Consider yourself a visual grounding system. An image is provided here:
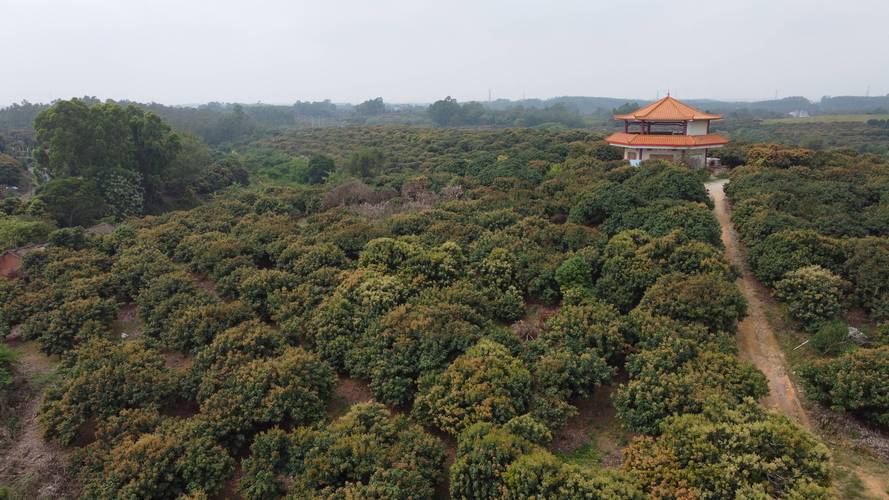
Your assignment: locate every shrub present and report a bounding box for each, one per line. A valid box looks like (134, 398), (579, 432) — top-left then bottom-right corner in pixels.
(842, 237), (889, 316)
(449, 423), (536, 499)
(554, 245), (600, 292)
(748, 229), (844, 285)
(109, 244), (175, 299)
(239, 403), (445, 499)
(79, 410), (233, 499)
(40, 339), (176, 445)
(732, 199), (811, 245)
(623, 398), (831, 498)
(184, 320), (287, 395)
(663, 239), (734, 279)
(235, 268), (299, 318)
(23, 246), (111, 282)
(567, 182), (639, 226)
(306, 270), (412, 368)
(614, 344), (768, 434)
(502, 414), (552, 446)
(622, 161), (711, 207)
(475, 247), (519, 291)
(450, 422), (642, 499)
(503, 451), (643, 499)
(809, 320), (850, 355)
(0, 216), (56, 253)
(745, 144), (814, 168)
(137, 271), (213, 340)
(413, 339), (532, 435)
(638, 272), (747, 334)
(604, 201), (722, 247)
(196, 346), (336, 448)
(271, 266), (343, 330)
(775, 265), (848, 330)
(346, 302), (485, 406)
(594, 230), (662, 312)
(174, 231), (247, 276)
(801, 346), (889, 427)
(28, 296), (117, 355)
(277, 241), (347, 276)
(539, 300), (626, 363)
(165, 300), (254, 353)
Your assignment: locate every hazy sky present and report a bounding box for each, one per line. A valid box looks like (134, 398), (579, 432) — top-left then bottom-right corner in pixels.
(2, 0), (888, 105)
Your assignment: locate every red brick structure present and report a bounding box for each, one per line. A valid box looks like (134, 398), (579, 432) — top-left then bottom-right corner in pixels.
(0, 245), (44, 279)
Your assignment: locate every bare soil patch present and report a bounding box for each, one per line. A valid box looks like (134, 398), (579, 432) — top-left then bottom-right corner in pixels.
(512, 302), (559, 341)
(335, 376), (374, 405)
(325, 376), (375, 419)
(705, 179), (811, 428)
(161, 350), (194, 371)
(0, 339), (79, 499)
(190, 272), (219, 297)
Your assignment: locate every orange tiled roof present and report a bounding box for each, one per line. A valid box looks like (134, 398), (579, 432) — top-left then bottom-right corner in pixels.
(605, 132), (729, 148)
(614, 96), (722, 121)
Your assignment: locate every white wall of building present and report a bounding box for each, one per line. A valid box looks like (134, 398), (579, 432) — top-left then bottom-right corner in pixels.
(686, 120), (709, 136)
(623, 148), (707, 167)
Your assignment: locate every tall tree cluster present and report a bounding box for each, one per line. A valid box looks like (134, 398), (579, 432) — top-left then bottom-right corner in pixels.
(30, 99), (246, 227)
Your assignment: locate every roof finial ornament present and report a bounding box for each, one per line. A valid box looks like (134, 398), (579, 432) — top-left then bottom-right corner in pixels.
(667, 89), (670, 97)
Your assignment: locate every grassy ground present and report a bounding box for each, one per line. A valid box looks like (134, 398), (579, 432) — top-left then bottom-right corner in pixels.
(764, 305), (889, 498)
(0, 339), (76, 499)
(550, 383), (632, 469)
(763, 114), (889, 124)
(556, 419), (629, 468)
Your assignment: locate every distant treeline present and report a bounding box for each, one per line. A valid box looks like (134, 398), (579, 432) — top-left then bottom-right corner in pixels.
(0, 96), (593, 141)
(0, 98), (391, 144)
(427, 96), (587, 127)
(3, 94), (889, 143)
(481, 94), (889, 118)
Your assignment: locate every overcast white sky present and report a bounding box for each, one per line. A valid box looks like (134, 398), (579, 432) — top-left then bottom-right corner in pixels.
(2, 0), (887, 105)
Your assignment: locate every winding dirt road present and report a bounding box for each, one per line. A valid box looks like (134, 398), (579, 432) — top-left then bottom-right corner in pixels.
(705, 179), (811, 429)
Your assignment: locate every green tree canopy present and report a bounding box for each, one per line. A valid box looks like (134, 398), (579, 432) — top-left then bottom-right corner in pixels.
(623, 398), (831, 498)
(413, 339), (532, 435)
(355, 97), (386, 116)
(239, 403), (445, 499)
(37, 177), (107, 227)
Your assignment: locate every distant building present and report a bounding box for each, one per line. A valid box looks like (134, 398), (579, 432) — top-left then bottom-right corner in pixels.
(788, 110), (810, 118)
(605, 95), (729, 168)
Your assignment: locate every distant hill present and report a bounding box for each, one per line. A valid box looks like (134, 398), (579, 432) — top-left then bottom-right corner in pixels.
(820, 95), (889, 114)
(487, 95), (889, 117)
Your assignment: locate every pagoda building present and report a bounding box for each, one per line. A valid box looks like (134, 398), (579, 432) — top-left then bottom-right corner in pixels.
(604, 95), (728, 167)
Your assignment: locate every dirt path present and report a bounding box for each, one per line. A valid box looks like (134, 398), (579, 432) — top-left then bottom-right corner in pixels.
(705, 179), (811, 429)
(0, 339), (76, 498)
(708, 179), (889, 499)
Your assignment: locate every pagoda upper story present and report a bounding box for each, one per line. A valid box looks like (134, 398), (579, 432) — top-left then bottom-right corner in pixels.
(604, 95), (728, 166)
